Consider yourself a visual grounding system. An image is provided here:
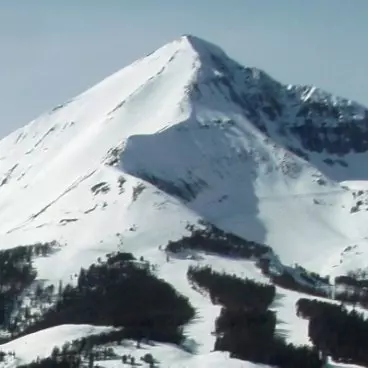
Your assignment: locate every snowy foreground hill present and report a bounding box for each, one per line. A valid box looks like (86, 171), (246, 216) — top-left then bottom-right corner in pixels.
(0, 35), (367, 367)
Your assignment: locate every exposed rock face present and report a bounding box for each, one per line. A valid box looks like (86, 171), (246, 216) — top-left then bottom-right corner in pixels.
(192, 49), (368, 158)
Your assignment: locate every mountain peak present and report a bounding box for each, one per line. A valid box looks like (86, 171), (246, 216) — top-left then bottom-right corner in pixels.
(3, 33), (368, 368)
(156, 34), (230, 65)
(179, 34), (227, 55)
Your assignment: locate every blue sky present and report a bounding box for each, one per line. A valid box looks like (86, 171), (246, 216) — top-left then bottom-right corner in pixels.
(0, 1), (367, 137)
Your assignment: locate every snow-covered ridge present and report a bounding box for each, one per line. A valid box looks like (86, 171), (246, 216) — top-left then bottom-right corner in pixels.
(0, 34), (367, 367)
(0, 33), (365, 275)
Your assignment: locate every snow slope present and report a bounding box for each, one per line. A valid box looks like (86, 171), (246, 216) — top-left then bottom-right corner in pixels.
(0, 325), (115, 367)
(0, 35), (367, 366)
(0, 322), (362, 368)
(0, 35), (361, 274)
(2, 330), (272, 368)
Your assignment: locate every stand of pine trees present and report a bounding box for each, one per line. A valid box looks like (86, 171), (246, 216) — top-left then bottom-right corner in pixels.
(18, 357), (80, 368)
(334, 274), (368, 308)
(297, 298), (368, 366)
(167, 223), (333, 299)
(0, 242), (59, 330)
(20, 252), (195, 345)
(166, 223), (270, 258)
(187, 265), (322, 368)
(187, 265), (275, 310)
(170, 223), (368, 309)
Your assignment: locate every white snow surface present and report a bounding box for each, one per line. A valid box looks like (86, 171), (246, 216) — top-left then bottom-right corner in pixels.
(0, 35), (367, 367)
(0, 324), (362, 368)
(1, 330), (272, 367)
(0, 325), (115, 367)
(0, 35), (363, 275)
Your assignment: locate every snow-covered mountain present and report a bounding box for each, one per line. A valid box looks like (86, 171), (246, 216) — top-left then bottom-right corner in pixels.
(0, 35), (367, 367)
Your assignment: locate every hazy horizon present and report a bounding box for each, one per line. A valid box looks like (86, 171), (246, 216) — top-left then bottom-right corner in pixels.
(1, 1), (367, 137)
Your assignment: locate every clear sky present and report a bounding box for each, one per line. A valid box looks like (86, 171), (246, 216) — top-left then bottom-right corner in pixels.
(0, 1), (367, 137)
